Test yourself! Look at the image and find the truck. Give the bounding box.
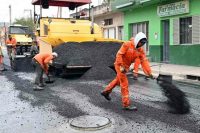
[8,24,35,71]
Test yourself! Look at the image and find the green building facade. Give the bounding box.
[111,0,200,66]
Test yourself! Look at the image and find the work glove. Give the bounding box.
[149,74,155,79]
[120,66,126,73]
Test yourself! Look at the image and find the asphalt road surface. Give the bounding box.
[0,45,200,133]
[0,69,200,133]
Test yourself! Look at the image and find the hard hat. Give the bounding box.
[134,32,147,48]
[52,52,58,57]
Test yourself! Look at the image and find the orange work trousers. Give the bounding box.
[103,64,130,107]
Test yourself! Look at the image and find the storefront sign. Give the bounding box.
[157,0,189,17]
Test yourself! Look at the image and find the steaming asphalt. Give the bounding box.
[1,70,200,133]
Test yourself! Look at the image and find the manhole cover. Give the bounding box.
[70,115,111,131]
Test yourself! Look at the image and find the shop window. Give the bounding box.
[104,19,113,26]
[180,17,192,44]
[103,28,116,39]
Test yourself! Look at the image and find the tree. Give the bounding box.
[13,17,34,32]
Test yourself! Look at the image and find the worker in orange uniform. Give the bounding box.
[101,32,154,111]
[0,45,4,72]
[32,52,58,89]
[6,35,16,60]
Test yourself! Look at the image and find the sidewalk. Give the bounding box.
[138,62,200,86]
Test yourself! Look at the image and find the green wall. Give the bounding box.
[122,0,200,66]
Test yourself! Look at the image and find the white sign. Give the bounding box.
[157,0,189,17]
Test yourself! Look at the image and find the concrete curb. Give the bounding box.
[137,70,200,87]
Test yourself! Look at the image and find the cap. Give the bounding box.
[52,52,58,57]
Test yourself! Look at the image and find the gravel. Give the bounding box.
[53,41,122,79]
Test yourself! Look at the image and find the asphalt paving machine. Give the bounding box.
[32,0,122,77]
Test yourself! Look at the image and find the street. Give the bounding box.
[0,68,200,133]
[1,0,200,132]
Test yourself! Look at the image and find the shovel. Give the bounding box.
[137,73,190,114]
[156,74,190,114]
[45,74,55,84]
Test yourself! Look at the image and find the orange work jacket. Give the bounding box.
[115,40,151,75]
[6,38,17,48]
[34,53,53,72]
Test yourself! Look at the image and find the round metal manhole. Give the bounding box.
[70,115,112,131]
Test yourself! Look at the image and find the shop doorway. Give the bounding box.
[161,19,170,63]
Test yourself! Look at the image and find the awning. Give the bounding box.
[32,0,91,7]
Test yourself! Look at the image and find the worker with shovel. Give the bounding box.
[32,52,58,90]
[101,32,154,111]
[6,35,16,60]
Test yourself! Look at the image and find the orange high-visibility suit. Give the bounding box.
[103,38,152,107]
[6,38,16,47]
[6,38,17,59]
[0,46,4,70]
[33,53,53,73]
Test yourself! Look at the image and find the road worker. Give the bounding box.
[0,45,4,71]
[6,35,16,60]
[101,32,153,111]
[32,52,58,89]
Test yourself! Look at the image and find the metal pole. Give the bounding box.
[34,5,36,23]
[76,7,77,19]
[30,10,32,21]
[9,5,11,25]
[60,7,62,18]
[40,0,42,18]
[89,3,90,20]
[91,5,94,34]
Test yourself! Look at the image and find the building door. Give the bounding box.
[118,26,124,40]
[103,28,116,39]
[108,28,115,39]
[162,20,170,63]
[103,29,108,38]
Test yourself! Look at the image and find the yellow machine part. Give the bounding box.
[37,18,122,53]
[11,34,32,45]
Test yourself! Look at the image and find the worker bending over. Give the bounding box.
[101,32,153,111]
[32,52,58,89]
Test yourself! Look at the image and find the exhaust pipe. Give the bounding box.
[90,5,94,34]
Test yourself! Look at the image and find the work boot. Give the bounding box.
[123,105,137,111]
[145,76,150,80]
[133,76,138,80]
[101,91,111,101]
[38,83,45,87]
[33,87,44,91]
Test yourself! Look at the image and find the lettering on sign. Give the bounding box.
[157,0,189,17]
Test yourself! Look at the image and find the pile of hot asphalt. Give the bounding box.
[53,41,122,79]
